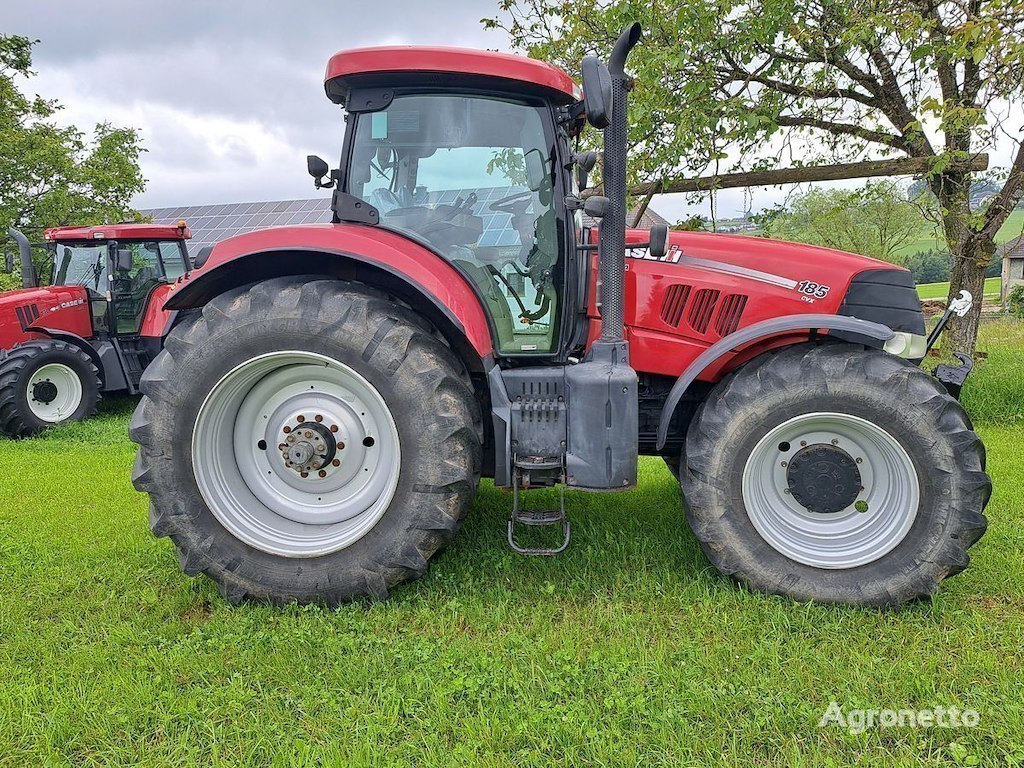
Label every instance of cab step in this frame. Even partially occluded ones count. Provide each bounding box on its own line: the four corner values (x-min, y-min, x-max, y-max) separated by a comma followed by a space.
507, 456, 570, 556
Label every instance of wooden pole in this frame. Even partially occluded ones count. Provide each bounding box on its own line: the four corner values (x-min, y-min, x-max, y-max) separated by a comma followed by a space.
585, 154, 990, 198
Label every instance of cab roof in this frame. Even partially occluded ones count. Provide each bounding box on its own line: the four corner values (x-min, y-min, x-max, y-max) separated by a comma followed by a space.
324, 46, 581, 106
44, 223, 190, 242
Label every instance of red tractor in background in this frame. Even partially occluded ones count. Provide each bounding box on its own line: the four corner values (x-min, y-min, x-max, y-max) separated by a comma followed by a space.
0, 223, 190, 437
130, 24, 990, 608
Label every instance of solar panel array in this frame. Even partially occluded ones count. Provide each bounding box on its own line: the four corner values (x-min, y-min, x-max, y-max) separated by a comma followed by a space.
140, 198, 333, 255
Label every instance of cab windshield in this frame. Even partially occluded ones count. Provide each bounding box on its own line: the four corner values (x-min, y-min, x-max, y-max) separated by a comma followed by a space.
347, 93, 561, 355
53, 243, 107, 291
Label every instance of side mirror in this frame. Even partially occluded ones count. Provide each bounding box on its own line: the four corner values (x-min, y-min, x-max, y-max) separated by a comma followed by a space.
581, 57, 612, 129
116, 248, 133, 273
583, 195, 609, 219
575, 151, 598, 190
649, 224, 669, 259
524, 148, 548, 192
307, 155, 331, 188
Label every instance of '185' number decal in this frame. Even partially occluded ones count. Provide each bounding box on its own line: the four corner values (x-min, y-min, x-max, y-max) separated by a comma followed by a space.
797, 280, 830, 299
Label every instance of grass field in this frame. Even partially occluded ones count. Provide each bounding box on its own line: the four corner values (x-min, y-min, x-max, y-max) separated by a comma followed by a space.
917, 276, 1002, 301
2, 324, 1023, 766
894, 208, 1024, 261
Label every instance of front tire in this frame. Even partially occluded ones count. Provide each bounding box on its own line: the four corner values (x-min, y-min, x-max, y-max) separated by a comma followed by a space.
131, 278, 482, 605
681, 343, 990, 606
0, 341, 100, 438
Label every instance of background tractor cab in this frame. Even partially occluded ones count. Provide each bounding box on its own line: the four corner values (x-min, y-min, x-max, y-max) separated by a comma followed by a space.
0, 223, 190, 437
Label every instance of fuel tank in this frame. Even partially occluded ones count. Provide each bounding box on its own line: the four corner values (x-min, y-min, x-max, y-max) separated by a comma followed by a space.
0, 285, 94, 350
597, 229, 920, 379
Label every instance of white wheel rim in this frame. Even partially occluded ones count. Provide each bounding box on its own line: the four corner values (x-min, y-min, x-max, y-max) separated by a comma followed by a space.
26, 363, 83, 423
741, 412, 920, 569
192, 351, 402, 558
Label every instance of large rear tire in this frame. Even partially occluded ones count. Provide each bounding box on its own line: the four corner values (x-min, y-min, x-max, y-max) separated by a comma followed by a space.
681, 343, 990, 606
0, 340, 100, 438
131, 278, 482, 605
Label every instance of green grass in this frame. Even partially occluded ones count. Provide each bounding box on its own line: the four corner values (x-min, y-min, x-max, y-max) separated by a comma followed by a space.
2, 327, 1024, 766
917, 276, 1002, 301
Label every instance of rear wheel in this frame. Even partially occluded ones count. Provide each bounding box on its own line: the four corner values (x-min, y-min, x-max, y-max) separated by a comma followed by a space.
681, 343, 990, 606
0, 341, 100, 438
131, 277, 482, 605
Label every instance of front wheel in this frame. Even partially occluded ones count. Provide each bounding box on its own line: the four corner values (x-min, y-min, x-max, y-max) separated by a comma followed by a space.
0, 341, 100, 438
131, 278, 482, 605
681, 343, 990, 606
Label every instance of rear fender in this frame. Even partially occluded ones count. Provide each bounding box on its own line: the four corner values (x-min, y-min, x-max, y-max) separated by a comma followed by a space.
655, 313, 894, 450
163, 226, 494, 368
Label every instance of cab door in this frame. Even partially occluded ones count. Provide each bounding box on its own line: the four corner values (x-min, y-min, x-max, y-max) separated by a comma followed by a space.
110, 241, 184, 335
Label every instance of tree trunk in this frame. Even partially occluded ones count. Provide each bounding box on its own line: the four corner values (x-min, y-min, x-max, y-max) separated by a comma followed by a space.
930, 169, 988, 358
944, 236, 993, 357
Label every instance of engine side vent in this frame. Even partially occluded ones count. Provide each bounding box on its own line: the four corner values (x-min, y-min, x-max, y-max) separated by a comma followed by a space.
659, 283, 692, 327
686, 288, 721, 334
714, 294, 748, 336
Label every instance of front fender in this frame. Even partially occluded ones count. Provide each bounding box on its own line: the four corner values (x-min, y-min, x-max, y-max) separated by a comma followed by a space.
656, 313, 895, 450
164, 224, 495, 359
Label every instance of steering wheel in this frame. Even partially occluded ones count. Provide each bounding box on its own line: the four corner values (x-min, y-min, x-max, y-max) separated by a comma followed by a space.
489, 189, 532, 213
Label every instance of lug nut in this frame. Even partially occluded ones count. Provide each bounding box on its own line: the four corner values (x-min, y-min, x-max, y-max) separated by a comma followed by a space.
318, 470, 327, 478
330, 424, 339, 433
300, 471, 309, 478
831, 438, 839, 445
283, 426, 291, 434
338, 441, 345, 450
315, 415, 323, 422
332, 459, 341, 467
297, 415, 305, 423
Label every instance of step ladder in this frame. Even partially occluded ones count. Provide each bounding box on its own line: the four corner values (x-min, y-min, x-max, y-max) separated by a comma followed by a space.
507, 455, 570, 556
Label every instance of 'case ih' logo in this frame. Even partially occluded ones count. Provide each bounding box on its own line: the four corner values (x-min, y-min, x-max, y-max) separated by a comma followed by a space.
15, 304, 40, 331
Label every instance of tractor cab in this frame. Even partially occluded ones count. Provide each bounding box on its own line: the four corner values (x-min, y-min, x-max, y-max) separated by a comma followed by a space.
41, 223, 191, 336
313, 47, 587, 358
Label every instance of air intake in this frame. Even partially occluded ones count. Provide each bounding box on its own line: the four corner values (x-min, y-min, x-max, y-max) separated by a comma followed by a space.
686, 289, 720, 334
714, 294, 748, 336
659, 283, 692, 327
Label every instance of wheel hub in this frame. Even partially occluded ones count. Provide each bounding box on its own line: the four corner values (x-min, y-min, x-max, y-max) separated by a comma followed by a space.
31, 380, 58, 404
786, 444, 862, 514
279, 418, 341, 476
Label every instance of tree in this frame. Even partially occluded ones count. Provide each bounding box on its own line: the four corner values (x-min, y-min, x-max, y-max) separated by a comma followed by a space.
757, 181, 927, 262
486, 0, 1024, 354
0, 35, 145, 287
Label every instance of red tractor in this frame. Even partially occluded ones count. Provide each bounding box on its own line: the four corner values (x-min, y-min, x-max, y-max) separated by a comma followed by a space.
130, 25, 990, 607
0, 223, 191, 437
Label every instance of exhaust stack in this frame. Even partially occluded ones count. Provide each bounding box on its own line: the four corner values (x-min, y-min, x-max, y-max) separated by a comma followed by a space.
8, 228, 37, 289
562, 24, 643, 491
598, 22, 642, 344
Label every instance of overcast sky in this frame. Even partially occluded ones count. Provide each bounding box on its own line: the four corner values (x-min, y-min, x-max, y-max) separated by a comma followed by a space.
4, 1, 1021, 225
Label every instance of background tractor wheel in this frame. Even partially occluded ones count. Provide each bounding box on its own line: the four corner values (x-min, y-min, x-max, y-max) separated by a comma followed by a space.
681, 343, 990, 607
0, 340, 100, 438
131, 277, 483, 606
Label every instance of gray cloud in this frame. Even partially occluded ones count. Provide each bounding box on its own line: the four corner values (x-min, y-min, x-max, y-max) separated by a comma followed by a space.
5, 0, 511, 208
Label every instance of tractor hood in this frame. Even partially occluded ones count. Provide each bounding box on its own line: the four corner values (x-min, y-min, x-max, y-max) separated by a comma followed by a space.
0, 285, 93, 351
626, 228, 900, 290
620, 228, 922, 378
